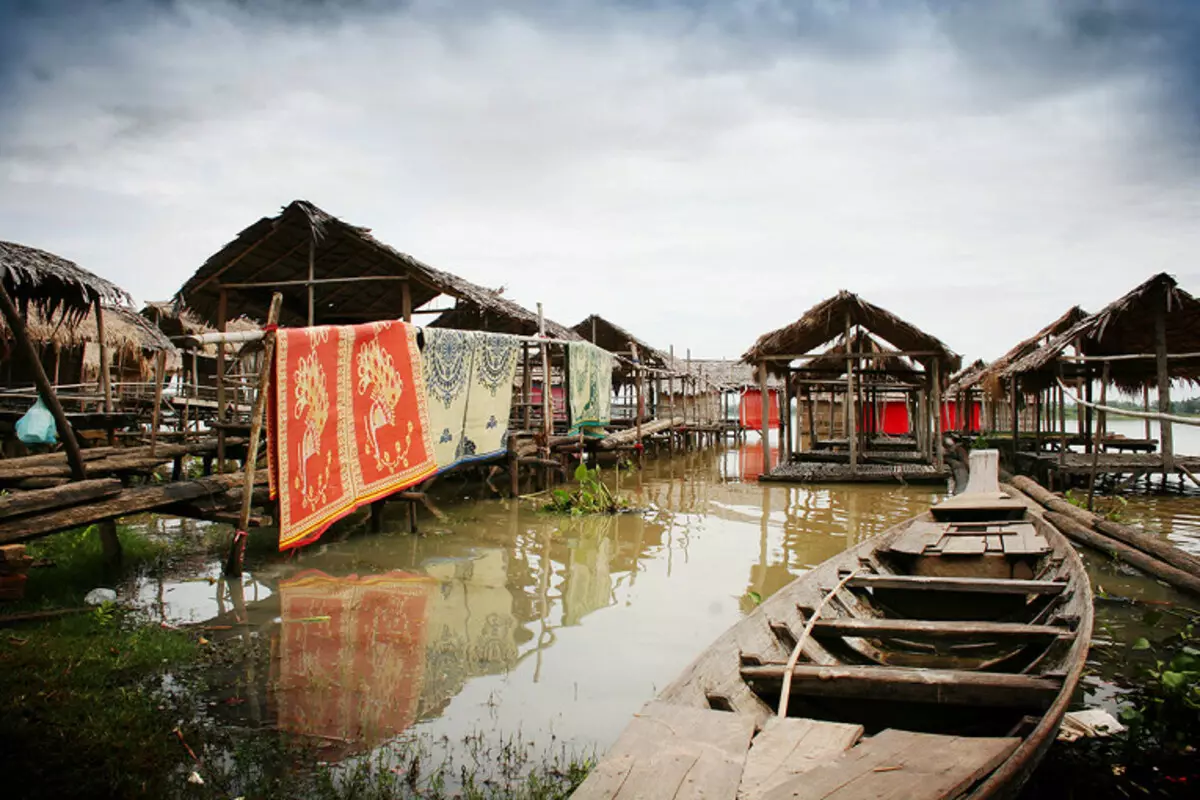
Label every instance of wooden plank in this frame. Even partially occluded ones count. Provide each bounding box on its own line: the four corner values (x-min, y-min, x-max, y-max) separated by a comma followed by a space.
741, 664, 1062, 708
889, 522, 946, 556
0, 479, 122, 518
810, 618, 1071, 642
939, 535, 987, 555
760, 729, 1019, 800
848, 574, 1065, 595
739, 717, 863, 800
572, 701, 757, 800
986, 534, 1003, 552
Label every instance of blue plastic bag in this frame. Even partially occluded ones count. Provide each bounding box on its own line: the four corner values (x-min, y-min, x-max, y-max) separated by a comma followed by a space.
15, 397, 58, 445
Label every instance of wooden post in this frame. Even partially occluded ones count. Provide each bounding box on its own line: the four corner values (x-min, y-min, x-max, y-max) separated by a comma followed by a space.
758, 362, 771, 469
216, 287, 228, 472
1010, 376, 1020, 459
686, 348, 693, 428
224, 292, 283, 576
306, 236, 316, 326
1087, 362, 1110, 511
1143, 384, 1152, 441
401, 280, 412, 324
1033, 389, 1043, 454
522, 343, 532, 430
845, 313, 857, 470
149, 350, 168, 456
804, 388, 816, 452
668, 345, 676, 452
1155, 299, 1174, 473
92, 297, 113, 414
932, 358, 943, 470
0, 282, 87, 481
632, 344, 644, 467
781, 371, 793, 461
538, 303, 552, 488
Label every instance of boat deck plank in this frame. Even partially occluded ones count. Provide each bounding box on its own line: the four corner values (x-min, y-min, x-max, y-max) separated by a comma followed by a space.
810, 618, 1071, 642
738, 718, 863, 800
848, 574, 1065, 595
759, 729, 1020, 800
572, 700, 757, 800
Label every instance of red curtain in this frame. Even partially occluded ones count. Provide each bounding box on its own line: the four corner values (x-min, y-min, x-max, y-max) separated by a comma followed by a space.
879, 401, 910, 435
941, 402, 982, 432
740, 389, 780, 429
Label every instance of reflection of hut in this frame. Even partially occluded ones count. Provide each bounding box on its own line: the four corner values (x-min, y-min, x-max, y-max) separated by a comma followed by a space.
273, 570, 435, 753
992, 274, 1200, 484
743, 291, 960, 480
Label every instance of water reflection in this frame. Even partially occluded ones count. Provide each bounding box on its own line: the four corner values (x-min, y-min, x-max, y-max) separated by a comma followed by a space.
126, 441, 1200, 766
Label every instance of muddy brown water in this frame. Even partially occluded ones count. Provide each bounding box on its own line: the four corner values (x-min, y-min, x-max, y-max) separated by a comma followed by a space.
126, 443, 1200, 772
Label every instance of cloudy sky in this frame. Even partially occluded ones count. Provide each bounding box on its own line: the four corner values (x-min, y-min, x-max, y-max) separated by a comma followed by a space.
3, 0, 1200, 362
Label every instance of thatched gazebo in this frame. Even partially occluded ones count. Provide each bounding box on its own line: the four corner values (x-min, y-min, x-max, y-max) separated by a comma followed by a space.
998, 273, 1200, 476
742, 291, 960, 472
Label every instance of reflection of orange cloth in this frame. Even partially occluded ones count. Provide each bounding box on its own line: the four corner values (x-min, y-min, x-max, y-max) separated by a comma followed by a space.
740, 389, 780, 428
739, 441, 778, 480
269, 321, 437, 550
276, 570, 435, 744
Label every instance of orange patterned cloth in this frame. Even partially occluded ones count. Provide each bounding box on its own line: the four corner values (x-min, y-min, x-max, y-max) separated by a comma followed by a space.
269, 321, 437, 550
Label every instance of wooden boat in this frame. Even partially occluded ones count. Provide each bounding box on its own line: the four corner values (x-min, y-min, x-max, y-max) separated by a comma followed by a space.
573, 451, 1092, 800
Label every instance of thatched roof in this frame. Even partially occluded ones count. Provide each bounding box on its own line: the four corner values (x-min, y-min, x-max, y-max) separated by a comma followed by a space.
742, 291, 960, 377
1004, 274, 1200, 392
573, 314, 668, 369
16, 304, 174, 354
0, 240, 130, 324
796, 331, 922, 384
666, 357, 783, 390
947, 305, 1088, 395
174, 200, 578, 339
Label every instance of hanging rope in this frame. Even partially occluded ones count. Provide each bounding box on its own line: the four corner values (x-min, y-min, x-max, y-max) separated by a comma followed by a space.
777, 567, 863, 718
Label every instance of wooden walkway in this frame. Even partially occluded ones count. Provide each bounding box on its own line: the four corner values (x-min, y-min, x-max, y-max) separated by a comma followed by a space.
760, 462, 949, 485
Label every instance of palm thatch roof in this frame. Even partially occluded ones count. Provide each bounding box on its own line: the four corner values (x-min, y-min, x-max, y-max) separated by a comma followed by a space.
174, 200, 578, 339
0, 240, 130, 324
946, 305, 1088, 396
742, 291, 960, 377
1003, 274, 1200, 392
666, 357, 783, 391
573, 314, 668, 370
796, 331, 922, 384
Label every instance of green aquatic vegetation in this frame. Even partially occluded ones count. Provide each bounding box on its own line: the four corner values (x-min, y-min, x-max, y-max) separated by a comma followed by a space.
1064, 489, 1128, 522
543, 463, 630, 515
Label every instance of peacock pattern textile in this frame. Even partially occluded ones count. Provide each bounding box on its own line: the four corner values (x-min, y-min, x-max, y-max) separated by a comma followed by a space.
269, 321, 437, 551
567, 341, 614, 434
462, 333, 521, 461
421, 328, 474, 469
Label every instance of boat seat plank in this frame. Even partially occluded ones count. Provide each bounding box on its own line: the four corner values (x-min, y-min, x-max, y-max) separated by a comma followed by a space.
939, 535, 988, 555
848, 574, 1066, 595
740, 664, 1062, 709
999, 525, 1050, 556
759, 729, 1020, 800
810, 618, 1072, 642
572, 701, 757, 800
889, 522, 947, 556
738, 717, 863, 800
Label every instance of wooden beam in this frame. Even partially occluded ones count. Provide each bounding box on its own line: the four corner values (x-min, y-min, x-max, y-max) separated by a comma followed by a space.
218, 274, 411, 291
847, 574, 1066, 595
741, 663, 1061, 708
810, 617, 1071, 642
401, 279, 412, 323
0, 283, 87, 481
0, 478, 122, 518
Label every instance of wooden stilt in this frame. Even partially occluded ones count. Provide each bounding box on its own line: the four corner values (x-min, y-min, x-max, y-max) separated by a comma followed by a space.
1155, 299, 1174, 474
216, 288, 228, 472
223, 292, 283, 577
1086, 363, 1109, 511
932, 359, 943, 470
845, 313, 857, 471
758, 361, 771, 471
149, 350, 168, 456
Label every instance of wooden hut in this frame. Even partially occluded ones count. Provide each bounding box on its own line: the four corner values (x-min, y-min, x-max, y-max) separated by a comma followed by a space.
996, 274, 1200, 486
742, 291, 960, 480
572, 314, 668, 421
944, 306, 1088, 439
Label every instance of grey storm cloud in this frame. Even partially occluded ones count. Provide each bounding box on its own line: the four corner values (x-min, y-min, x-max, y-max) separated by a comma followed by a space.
2, 1, 1200, 365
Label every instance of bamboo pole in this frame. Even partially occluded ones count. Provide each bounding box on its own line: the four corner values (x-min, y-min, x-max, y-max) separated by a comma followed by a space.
0, 283, 87, 481
216, 288, 228, 472
1086, 362, 1109, 511
149, 350, 168, 456
758, 361, 771, 469
1155, 299, 1174, 473
92, 296, 113, 416
224, 292, 283, 577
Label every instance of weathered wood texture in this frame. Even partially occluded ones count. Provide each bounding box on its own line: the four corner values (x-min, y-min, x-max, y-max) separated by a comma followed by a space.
571, 700, 757, 800
847, 574, 1065, 595
1009, 475, 1200, 579
759, 729, 1019, 800
0, 479, 122, 518
0, 472, 255, 544
810, 618, 1071, 643
738, 717, 862, 800
1043, 511, 1200, 598
741, 664, 1061, 708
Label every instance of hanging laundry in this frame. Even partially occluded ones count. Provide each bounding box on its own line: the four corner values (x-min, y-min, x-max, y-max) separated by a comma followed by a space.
270, 320, 437, 550
568, 341, 614, 434
422, 328, 475, 469
530, 383, 568, 422
461, 332, 521, 462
